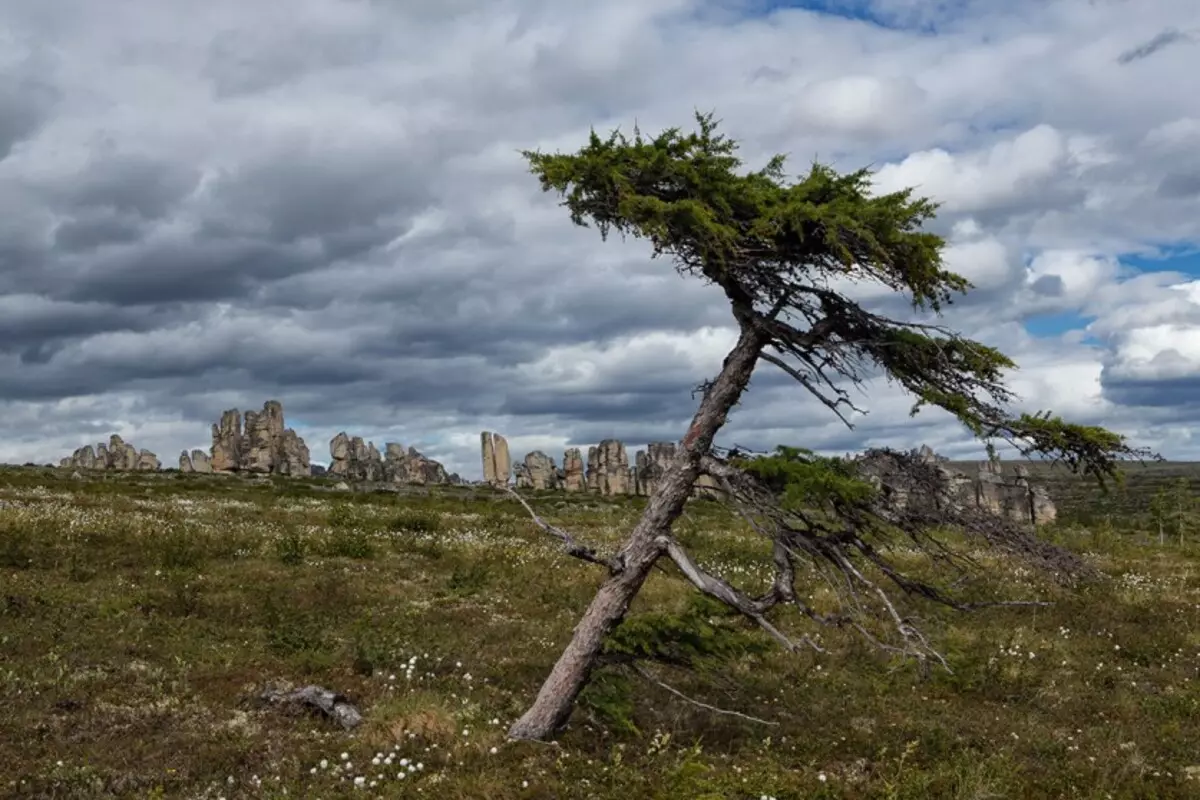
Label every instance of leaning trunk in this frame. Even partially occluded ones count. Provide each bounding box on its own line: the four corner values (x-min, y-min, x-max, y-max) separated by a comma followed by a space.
507, 326, 765, 740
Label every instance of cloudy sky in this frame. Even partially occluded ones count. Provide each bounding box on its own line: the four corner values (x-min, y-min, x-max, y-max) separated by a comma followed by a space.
2, 0, 1200, 479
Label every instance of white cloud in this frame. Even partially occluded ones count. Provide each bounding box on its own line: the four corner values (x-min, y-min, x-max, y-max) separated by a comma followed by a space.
4, 0, 1200, 477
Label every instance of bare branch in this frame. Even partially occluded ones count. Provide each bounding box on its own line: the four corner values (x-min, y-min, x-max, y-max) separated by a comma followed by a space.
660, 537, 824, 654
504, 486, 623, 573
628, 662, 779, 726
759, 351, 862, 429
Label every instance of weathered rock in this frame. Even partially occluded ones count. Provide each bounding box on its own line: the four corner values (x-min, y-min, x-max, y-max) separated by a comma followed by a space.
179, 450, 193, 472
60, 435, 158, 472
563, 448, 585, 492
384, 442, 452, 485
857, 447, 1056, 526
209, 401, 309, 476
481, 432, 510, 487
586, 440, 630, 496
329, 433, 383, 482
210, 410, 242, 472
135, 449, 160, 471
330, 435, 454, 486
634, 442, 678, 496
514, 451, 561, 490
190, 449, 212, 473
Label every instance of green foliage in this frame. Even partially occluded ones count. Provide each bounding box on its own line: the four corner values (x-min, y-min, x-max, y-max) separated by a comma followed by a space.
602, 594, 770, 668
733, 445, 876, 511
445, 561, 492, 597
522, 111, 959, 311
525, 112, 1155, 488
578, 670, 641, 736
318, 527, 374, 560
274, 530, 306, 565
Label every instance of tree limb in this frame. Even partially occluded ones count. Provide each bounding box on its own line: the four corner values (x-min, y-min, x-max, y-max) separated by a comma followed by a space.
659, 536, 824, 654
505, 486, 622, 573
628, 662, 779, 726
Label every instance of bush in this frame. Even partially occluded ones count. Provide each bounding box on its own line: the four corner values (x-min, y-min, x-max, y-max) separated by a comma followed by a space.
274, 531, 306, 565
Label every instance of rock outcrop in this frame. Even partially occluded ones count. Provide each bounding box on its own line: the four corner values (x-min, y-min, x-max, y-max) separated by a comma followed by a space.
481, 432, 510, 487
633, 442, 678, 496
562, 448, 585, 492
480, 434, 1052, 522
856, 446, 1057, 526
514, 451, 562, 490
209, 401, 310, 476
179, 449, 213, 473
330, 433, 457, 486
586, 439, 631, 496
59, 434, 160, 472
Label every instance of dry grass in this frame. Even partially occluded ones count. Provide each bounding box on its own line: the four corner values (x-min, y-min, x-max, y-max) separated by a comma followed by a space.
4, 465, 1200, 797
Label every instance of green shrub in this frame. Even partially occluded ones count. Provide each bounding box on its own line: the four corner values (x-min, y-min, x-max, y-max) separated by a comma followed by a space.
274, 531, 306, 565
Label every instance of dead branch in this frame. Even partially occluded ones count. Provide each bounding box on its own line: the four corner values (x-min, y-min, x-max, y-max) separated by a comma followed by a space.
628, 662, 779, 726
505, 486, 622, 572
660, 537, 824, 654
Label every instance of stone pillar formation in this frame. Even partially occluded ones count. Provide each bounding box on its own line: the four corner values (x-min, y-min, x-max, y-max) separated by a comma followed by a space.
481, 431, 511, 487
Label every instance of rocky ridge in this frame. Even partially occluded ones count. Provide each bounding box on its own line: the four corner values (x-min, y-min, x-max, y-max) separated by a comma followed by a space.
483, 435, 1056, 522
59, 434, 160, 472
328, 433, 460, 485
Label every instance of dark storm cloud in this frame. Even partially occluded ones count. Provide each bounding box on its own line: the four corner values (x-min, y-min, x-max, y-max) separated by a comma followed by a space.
1156, 170, 1200, 199
0, 299, 183, 351
0, 56, 58, 161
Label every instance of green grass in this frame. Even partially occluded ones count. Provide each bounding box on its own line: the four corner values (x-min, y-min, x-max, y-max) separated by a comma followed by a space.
4, 466, 1200, 797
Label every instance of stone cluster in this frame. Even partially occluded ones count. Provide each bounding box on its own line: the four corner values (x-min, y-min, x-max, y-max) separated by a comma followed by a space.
59, 434, 160, 472
482, 434, 724, 499
329, 433, 460, 485
856, 445, 1057, 526
185, 400, 311, 475
484, 435, 1055, 521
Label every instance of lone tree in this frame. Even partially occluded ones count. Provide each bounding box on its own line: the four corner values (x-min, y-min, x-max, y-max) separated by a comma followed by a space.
506, 113, 1151, 741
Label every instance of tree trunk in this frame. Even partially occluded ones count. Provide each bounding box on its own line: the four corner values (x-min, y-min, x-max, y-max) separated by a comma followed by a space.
507, 326, 765, 740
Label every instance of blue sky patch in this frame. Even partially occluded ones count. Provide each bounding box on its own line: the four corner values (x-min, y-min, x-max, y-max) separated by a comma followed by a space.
1122, 245, 1200, 278
1023, 311, 1093, 340
735, 0, 955, 32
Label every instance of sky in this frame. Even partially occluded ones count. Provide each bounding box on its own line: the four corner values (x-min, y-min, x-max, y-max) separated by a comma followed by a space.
2, 0, 1200, 479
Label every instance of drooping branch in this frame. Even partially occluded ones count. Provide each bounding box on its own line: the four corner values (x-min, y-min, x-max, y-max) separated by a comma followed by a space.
687, 449, 1094, 670
505, 487, 623, 573
627, 662, 779, 726
660, 537, 822, 654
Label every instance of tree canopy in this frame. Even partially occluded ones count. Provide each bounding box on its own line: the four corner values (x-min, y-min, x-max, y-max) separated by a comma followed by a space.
522, 112, 1151, 481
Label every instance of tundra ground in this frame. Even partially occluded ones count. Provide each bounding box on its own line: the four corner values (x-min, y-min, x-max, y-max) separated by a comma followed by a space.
3, 465, 1200, 798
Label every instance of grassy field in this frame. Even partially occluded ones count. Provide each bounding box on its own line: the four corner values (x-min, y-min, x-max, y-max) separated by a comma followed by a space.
4, 465, 1200, 798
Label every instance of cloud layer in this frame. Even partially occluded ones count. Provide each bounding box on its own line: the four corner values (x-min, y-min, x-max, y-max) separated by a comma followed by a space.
3, 0, 1200, 477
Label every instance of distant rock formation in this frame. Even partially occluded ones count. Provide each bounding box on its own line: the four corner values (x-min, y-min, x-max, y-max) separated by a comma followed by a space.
330, 433, 458, 485
481, 432, 511, 487
479, 433, 726, 500
178, 449, 213, 473
514, 451, 562, 490
563, 448, 585, 492
634, 442, 679, 496
59, 434, 160, 472
856, 446, 1057, 526
479, 434, 1053, 521
586, 440, 631, 496
209, 400, 310, 476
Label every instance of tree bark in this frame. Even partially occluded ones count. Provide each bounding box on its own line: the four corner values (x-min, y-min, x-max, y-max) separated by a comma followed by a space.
507, 325, 766, 740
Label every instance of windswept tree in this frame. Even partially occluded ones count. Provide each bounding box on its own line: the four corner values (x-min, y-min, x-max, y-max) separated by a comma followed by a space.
506, 113, 1152, 741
